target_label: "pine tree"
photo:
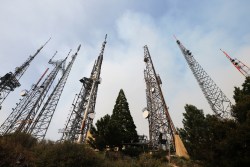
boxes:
[178,104,207,160]
[109,89,138,148]
[232,77,250,123]
[88,114,111,151]
[223,77,250,166]
[89,89,138,150]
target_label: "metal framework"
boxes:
[175,38,231,119]
[143,45,176,150]
[60,35,107,143]
[0,52,67,135]
[28,45,81,140]
[220,49,250,77]
[0,38,50,110]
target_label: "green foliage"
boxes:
[88,114,111,151]
[178,105,207,160]
[0,133,37,167]
[170,156,203,167]
[35,142,104,167]
[104,151,124,160]
[89,89,138,151]
[103,152,201,167]
[179,105,237,164]
[0,134,105,167]
[179,77,250,166]
[122,146,144,157]
[151,150,169,162]
[137,153,165,167]
[106,119,124,148]
[110,89,138,145]
[232,77,250,123]
[202,115,236,165]
[233,77,250,103]
[0,133,201,167]
[219,120,250,167]
[219,77,250,166]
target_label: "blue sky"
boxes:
[0,0,249,140]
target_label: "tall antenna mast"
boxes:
[175,37,232,119]
[0,68,48,135]
[60,35,107,143]
[0,38,51,110]
[28,46,81,140]
[220,49,250,77]
[143,45,189,158]
[0,52,66,135]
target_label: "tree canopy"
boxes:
[178,77,250,166]
[89,89,138,150]
[110,89,138,145]
[232,77,250,123]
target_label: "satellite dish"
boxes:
[151,88,155,93]
[20,90,28,96]
[88,113,95,119]
[143,110,149,119]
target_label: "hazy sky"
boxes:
[0,0,249,141]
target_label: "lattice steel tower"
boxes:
[143,45,189,158]
[0,51,67,135]
[28,45,81,140]
[220,49,250,77]
[0,38,50,110]
[175,38,231,119]
[60,35,107,143]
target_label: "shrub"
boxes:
[122,146,144,157]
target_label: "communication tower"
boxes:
[0,51,67,135]
[175,37,232,119]
[60,35,107,143]
[220,49,250,77]
[0,38,50,110]
[28,45,81,140]
[143,45,189,158]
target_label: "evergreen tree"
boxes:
[232,77,250,123]
[178,105,235,163]
[221,77,250,166]
[89,89,138,150]
[88,114,111,151]
[178,104,207,160]
[109,89,138,148]
[179,77,250,166]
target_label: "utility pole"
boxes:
[28,45,81,140]
[0,38,51,110]
[220,49,250,77]
[143,45,189,159]
[0,51,67,135]
[175,37,232,119]
[60,35,107,143]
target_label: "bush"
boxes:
[122,146,144,157]
[151,150,169,162]
[34,142,104,167]
[0,133,37,167]
[138,153,167,167]
[170,156,203,167]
